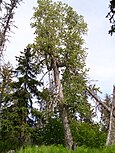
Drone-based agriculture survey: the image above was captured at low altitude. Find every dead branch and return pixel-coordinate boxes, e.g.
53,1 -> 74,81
86,87 -> 111,115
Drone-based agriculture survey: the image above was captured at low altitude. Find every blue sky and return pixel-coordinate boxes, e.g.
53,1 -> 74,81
5,0 -> 115,98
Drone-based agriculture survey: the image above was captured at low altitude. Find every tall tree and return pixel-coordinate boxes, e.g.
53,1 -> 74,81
31,0 -> 88,149
10,47 -> 42,146
0,0 -> 23,56
0,62 -> 16,152
0,48 -> 43,150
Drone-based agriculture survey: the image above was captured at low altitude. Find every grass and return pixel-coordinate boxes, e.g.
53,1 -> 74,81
16,145 -> 115,153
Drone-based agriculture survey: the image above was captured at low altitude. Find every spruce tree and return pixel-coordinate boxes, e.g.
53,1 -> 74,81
0,63 -> 16,151
10,47 -> 43,146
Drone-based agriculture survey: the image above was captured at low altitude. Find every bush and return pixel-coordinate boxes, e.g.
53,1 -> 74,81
70,121 -> 107,148
31,117 -> 64,146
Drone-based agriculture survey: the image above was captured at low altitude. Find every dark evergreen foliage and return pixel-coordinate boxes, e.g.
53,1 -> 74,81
0,48 -> 43,151
106,0 -> 115,35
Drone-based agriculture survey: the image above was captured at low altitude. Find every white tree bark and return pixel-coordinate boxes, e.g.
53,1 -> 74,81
106,86 -> 115,146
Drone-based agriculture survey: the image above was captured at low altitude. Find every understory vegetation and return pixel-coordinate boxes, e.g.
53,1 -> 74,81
16,145 -> 115,153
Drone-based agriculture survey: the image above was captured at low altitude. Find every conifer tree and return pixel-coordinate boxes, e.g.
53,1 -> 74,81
10,47 -> 42,146
0,48 -> 43,149
0,62 -> 16,151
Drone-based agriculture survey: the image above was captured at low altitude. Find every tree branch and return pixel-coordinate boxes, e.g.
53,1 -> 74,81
86,87 -> 115,118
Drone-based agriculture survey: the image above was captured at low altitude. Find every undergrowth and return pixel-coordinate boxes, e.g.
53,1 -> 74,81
16,145 -> 115,153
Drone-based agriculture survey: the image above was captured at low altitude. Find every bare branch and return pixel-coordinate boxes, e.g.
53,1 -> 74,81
86,87 -> 111,114
39,70 -> 50,82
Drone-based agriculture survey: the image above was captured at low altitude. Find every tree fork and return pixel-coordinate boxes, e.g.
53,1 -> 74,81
52,58 -> 73,149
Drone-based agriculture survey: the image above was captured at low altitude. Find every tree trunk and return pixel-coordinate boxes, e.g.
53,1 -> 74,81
106,86 -> 115,146
52,58 -> 73,149
59,103 -> 74,149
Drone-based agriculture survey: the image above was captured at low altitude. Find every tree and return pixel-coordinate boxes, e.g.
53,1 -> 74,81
87,86 -> 115,146
0,62 -> 13,107
0,62 -> 16,152
106,86 -> 115,146
106,0 -> 115,35
0,48 -> 43,150
100,94 -> 112,131
0,62 -> 14,120
31,0 -> 88,149
0,0 -> 23,56
10,47 -> 42,147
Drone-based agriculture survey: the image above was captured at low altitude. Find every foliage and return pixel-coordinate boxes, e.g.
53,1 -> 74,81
0,0 -> 109,151
9,47 -> 42,146
0,62 -> 18,152
32,117 -> 64,146
31,0 -> 91,148
32,115 -> 106,148
0,48 -> 43,151
70,120 -> 107,148
31,0 -> 87,73
106,0 -> 115,35
0,62 -> 13,107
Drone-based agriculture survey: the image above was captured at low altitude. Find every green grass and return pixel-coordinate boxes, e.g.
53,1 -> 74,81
16,145 -> 115,153
17,145 -> 70,153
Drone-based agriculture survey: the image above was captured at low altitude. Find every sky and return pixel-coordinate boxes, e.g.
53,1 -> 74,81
5,0 -> 115,98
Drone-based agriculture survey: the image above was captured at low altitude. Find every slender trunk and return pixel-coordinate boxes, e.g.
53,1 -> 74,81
106,103 -> 113,146
52,58 -> 73,149
59,103 -> 74,149
106,86 -> 115,146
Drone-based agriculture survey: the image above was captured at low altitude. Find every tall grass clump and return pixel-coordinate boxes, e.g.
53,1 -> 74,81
17,145 -> 72,153
16,145 -> 115,153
